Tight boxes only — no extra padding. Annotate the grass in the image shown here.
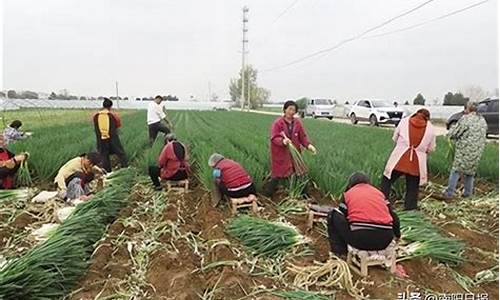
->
[168,111,498,198]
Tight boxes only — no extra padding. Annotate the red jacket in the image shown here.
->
[215,159,252,189]
[158,141,190,179]
[344,184,393,225]
[0,149,15,189]
[270,117,310,178]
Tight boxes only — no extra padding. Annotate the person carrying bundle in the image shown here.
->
[328,172,400,256]
[54,152,105,201]
[3,120,32,145]
[0,134,29,189]
[381,108,436,210]
[148,133,191,191]
[264,100,316,198]
[93,98,128,172]
[208,153,256,207]
[147,95,174,146]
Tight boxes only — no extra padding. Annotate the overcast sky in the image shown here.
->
[1,0,498,102]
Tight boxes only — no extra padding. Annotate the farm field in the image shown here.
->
[0,109,498,300]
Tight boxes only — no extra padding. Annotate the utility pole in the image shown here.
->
[115,81,119,108]
[240,6,249,111]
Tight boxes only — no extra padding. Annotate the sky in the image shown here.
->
[1,0,498,103]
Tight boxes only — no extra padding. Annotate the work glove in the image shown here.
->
[307,144,317,155]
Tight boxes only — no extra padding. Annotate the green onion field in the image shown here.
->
[0,109,498,299]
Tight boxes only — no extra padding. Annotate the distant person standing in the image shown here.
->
[93,98,128,172]
[444,102,487,198]
[147,95,174,145]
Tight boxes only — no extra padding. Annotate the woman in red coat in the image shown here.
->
[208,153,256,207]
[148,133,190,191]
[328,172,400,255]
[264,100,316,197]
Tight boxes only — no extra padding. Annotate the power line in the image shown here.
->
[272,0,300,25]
[362,0,490,39]
[262,0,436,72]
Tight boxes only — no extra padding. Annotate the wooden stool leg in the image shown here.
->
[231,201,237,215]
[360,258,368,277]
[306,212,314,230]
[185,181,189,191]
[251,200,258,214]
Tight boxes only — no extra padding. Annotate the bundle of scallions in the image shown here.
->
[0,189,30,204]
[398,210,465,266]
[446,138,456,163]
[226,215,308,258]
[16,158,33,187]
[0,168,136,299]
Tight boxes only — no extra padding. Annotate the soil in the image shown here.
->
[69,179,498,300]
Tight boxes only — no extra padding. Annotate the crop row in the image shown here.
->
[164,111,498,197]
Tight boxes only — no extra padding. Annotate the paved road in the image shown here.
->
[247,109,498,142]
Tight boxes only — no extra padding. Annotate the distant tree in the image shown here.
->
[80,96,87,100]
[229,65,270,109]
[49,92,57,100]
[404,101,410,105]
[123,97,128,100]
[136,98,141,101]
[0,92,5,98]
[413,93,426,105]
[344,101,349,105]
[296,97,309,110]
[68,95,78,100]
[7,90,17,99]
[443,92,469,106]
[20,91,38,99]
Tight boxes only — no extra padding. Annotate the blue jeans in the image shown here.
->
[445,169,474,197]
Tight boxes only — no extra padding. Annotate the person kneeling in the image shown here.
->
[208,153,256,207]
[148,133,190,191]
[54,152,104,201]
[327,172,400,256]
[0,134,28,189]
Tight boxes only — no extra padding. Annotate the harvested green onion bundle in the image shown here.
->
[226,215,307,258]
[0,189,30,203]
[446,138,456,162]
[0,168,136,299]
[286,142,308,175]
[398,211,465,265]
[16,160,33,187]
[273,290,332,300]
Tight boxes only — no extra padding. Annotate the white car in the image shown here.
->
[348,100,406,126]
[304,99,335,119]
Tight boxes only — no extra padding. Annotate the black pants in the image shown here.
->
[0,165,19,179]
[148,165,188,187]
[148,121,170,145]
[381,170,419,210]
[97,137,128,172]
[218,182,256,199]
[327,209,394,255]
[263,176,309,198]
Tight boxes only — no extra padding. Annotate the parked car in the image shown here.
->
[446,98,499,135]
[349,100,406,126]
[302,98,336,119]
